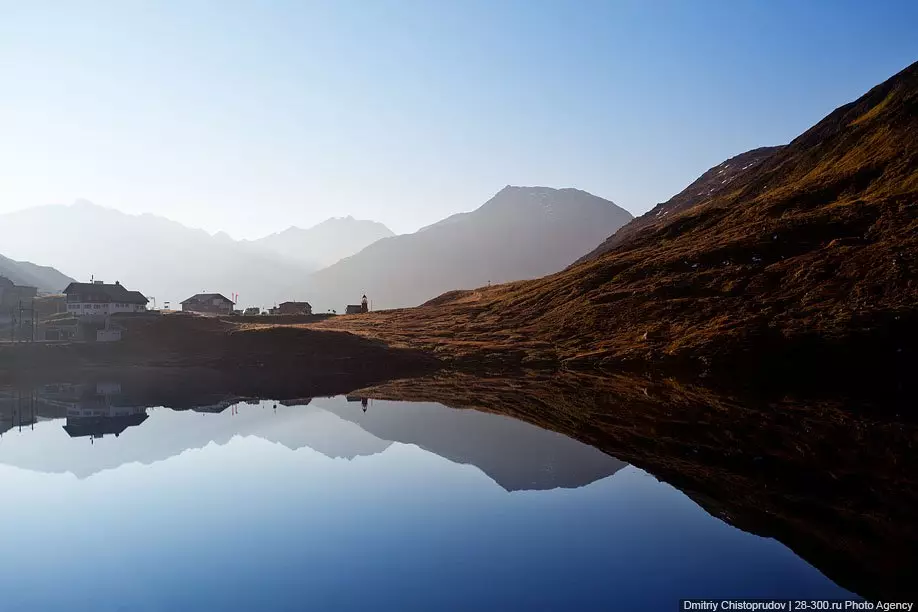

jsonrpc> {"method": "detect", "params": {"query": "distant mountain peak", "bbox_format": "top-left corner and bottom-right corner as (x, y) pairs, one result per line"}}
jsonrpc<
(490, 185), (612, 202)
(250, 216), (395, 270)
(309, 185), (633, 310)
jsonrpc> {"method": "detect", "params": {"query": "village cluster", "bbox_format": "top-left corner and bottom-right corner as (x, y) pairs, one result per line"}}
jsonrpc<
(0, 275), (369, 343)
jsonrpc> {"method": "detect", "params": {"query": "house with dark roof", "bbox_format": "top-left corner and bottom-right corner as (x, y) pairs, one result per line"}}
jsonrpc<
(63, 280), (148, 317)
(271, 301), (313, 315)
(181, 293), (235, 315)
(54, 383), (149, 440)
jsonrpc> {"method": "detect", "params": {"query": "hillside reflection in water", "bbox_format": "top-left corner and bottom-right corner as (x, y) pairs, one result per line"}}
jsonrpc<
(0, 373), (873, 610)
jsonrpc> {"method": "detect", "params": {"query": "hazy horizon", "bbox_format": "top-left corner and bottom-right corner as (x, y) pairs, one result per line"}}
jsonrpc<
(0, 187), (608, 241)
(2, 1), (916, 239)
(0, 197), (400, 241)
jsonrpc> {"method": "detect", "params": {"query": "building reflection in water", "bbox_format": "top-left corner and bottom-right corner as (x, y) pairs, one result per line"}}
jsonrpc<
(345, 395), (370, 412)
(2, 382), (149, 444)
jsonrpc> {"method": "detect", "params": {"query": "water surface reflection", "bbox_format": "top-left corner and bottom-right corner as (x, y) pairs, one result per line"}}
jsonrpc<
(0, 372), (886, 610)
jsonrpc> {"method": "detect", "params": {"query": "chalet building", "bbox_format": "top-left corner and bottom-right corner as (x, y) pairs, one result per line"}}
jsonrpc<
(63, 281), (148, 316)
(273, 301), (313, 315)
(345, 295), (369, 315)
(0, 276), (38, 310)
(181, 293), (235, 315)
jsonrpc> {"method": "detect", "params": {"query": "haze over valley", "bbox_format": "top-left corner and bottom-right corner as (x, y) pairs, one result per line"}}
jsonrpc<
(0, 186), (632, 310)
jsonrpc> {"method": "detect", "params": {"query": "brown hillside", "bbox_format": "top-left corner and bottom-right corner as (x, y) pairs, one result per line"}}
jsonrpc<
(578, 145), (784, 263)
(314, 60), (918, 385)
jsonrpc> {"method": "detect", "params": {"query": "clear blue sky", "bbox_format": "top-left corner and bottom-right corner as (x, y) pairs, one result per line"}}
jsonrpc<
(1, 0), (915, 238)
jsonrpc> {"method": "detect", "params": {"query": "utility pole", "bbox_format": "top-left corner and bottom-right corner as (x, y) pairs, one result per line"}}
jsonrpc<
(18, 300), (36, 342)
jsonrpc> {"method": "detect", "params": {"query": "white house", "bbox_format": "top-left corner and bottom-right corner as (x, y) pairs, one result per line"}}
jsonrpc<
(63, 281), (149, 317)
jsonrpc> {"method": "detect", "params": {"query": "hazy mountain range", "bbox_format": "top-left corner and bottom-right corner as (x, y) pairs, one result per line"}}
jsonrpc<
(0, 186), (632, 311)
(0, 202), (389, 308)
(309, 186), (633, 309)
(245, 216), (394, 268)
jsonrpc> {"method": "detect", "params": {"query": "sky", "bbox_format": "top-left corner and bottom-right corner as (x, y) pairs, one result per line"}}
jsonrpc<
(1, 0), (916, 239)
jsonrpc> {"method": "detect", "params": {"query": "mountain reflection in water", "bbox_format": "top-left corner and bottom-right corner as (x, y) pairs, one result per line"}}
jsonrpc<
(0, 382), (624, 491)
(0, 369), (903, 609)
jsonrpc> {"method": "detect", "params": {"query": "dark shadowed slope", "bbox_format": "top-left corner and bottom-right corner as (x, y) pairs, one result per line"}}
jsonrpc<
(248, 216), (394, 268)
(315, 61), (918, 384)
(308, 186), (633, 310)
(578, 146), (784, 263)
(0, 253), (74, 292)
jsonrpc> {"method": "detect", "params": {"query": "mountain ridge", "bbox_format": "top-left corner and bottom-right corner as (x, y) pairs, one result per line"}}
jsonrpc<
(247, 215), (394, 269)
(0, 253), (75, 293)
(0, 202), (391, 308)
(0, 201), (312, 307)
(578, 146), (785, 263)
(308, 185), (633, 310)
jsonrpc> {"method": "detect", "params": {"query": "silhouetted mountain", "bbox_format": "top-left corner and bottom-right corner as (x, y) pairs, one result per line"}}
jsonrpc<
(249, 216), (394, 268)
(578, 146), (784, 263)
(0, 253), (74, 293)
(309, 186), (633, 310)
(322, 60), (918, 384)
(0, 201), (312, 308)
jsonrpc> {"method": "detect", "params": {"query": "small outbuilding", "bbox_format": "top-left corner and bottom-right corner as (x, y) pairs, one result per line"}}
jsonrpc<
(345, 295), (369, 315)
(274, 301), (313, 316)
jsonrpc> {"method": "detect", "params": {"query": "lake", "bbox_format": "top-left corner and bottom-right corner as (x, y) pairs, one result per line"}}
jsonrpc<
(0, 378), (861, 611)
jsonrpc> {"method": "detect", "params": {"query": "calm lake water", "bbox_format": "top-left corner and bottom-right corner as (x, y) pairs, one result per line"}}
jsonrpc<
(0, 382), (854, 611)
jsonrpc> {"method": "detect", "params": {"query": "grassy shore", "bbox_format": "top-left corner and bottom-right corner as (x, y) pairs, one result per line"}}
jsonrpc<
(0, 314), (439, 385)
